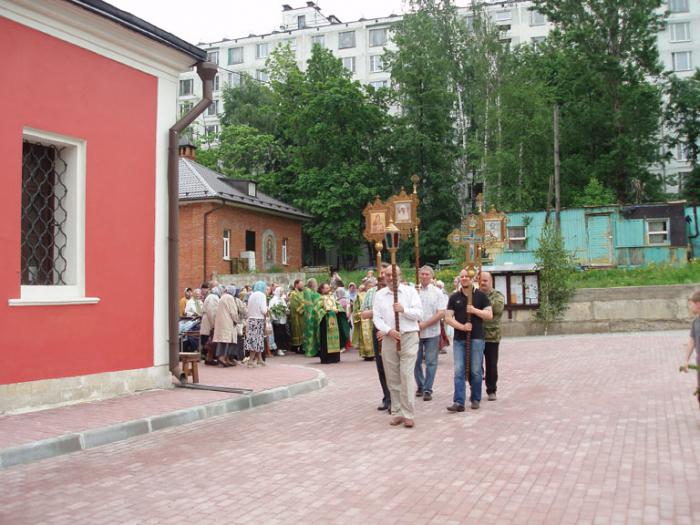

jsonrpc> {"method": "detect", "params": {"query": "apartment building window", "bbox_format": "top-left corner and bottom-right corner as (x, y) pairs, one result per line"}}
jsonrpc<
(228, 47), (244, 64)
(531, 36), (546, 46)
(342, 56), (356, 73)
(205, 124), (219, 136)
(298, 15), (306, 29)
(670, 22), (691, 42)
(223, 230), (231, 260)
(256, 42), (269, 59)
(530, 10), (546, 26)
(179, 79), (193, 96)
(179, 101), (193, 117)
(370, 55), (384, 73)
(673, 51), (692, 71)
(256, 69), (269, 82)
(495, 10), (512, 22)
(207, 50), (219, 64)
(669, 0), (689, 13)
(369, 80), (389, 89)
(508, 226), (527, 251)
(282, 239), (288, 265)
(281, 38), (297, 52)
(369, 28), (388, 47)
(14, 129), (88, 304)
(228, 72), (242, 87)
(338, 31), (356, 49)
(466, 15), (474, 32)
(214, 74), (220, 91)
(207, 100), (219, 116)
(646, 218), (669, 245)
(676, 143), (690, 161)
(312, 34), (326, 48)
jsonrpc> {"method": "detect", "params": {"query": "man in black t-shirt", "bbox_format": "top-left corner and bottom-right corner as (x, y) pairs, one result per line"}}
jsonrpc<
(444, 269), (492, 411)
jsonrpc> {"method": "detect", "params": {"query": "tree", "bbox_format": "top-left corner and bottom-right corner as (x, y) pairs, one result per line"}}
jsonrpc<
(665, 70), (700, 199)
(532, 0), (666, 203)
(571, 177), (616, 207)
(534, 222), (575, 334)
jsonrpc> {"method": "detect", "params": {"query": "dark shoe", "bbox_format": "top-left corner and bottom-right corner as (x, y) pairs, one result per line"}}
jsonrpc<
(488, 392), (497, 401)
(446, 404), (465, 413)
(415, 388), (423, 397)
(377, 403), (390, 411)
(471, 400), (480, 410)
(423, 392), (432, 401)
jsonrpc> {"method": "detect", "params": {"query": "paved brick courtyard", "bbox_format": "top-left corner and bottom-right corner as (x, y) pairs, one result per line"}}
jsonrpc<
(0, 331), (698, 524)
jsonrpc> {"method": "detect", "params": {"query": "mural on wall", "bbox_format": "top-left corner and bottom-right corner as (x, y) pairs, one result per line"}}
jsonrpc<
(262, 229), (276, 270)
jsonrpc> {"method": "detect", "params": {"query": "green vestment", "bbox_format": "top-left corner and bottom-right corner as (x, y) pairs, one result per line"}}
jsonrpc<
(303, 288), (322, 357)
(289, 289), (305, 347)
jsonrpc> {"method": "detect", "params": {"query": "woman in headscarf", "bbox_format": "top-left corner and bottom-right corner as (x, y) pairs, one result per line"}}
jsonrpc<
(269, 286), (289, 356)
(231, 287), (247, 363)
(244, 281), (268, 368)
(201, 285), (222, 365)
(212, 285), (240, 367)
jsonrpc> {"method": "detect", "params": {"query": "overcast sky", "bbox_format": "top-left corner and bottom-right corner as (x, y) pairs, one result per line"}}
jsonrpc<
(108, 0), (413, 45)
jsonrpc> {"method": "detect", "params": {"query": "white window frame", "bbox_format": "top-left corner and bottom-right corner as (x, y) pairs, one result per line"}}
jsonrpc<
(531, 36), (546, 46)
(207, 99), (219, 116)
(669, 0), (689, 14)
(10, 128), (98, 306)
(338, 31), (356, 49)
(312, 34), (326, 48)
(672, 51), (692, 71)
(207, 50), (219, 64)
(342, 56), (356, 73)
(298, 15), (306, 29)
(256, 69), (269, 83)
(495, 10), (512, 22)
(282, 238), (288, 265)
(223, 230), (231, 261)
(179, 78), (193, 96)
(507, 226), (527, 251)
(676, 143), (690, 161)
(646, 218), (670, 245)
(205, 124), (219, 136)
(228, 47), (243, 65)
(248, 182), (257, 197)
(369, 80), (388, 89)
(228, 72), (242, 87)
(370, 55), (384, 73)
(530, 10), (546, 26)
(213, 74), (220, 92)
(369, 28), (388, 47)
(256, 42), (269, 59)
(670, 22), (691, 42)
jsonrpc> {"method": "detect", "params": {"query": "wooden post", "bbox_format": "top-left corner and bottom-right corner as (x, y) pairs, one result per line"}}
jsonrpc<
(390, 248), (401, 353)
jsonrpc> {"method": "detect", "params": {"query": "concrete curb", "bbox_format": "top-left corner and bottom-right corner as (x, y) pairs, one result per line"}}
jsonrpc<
(0, 370), (327, 470)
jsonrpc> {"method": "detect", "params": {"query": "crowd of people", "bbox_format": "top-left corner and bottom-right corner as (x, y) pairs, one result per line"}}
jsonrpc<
(178, 265), (506, 429)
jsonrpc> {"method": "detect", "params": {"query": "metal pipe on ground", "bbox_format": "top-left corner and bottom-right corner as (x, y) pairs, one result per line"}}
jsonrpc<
(168, 61), (218, 380)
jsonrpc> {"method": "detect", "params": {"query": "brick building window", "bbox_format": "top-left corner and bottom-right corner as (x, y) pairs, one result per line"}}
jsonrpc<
(282, 238), (288, 265)
(245, 230), (256, 251)
(223, 229), (231, 260)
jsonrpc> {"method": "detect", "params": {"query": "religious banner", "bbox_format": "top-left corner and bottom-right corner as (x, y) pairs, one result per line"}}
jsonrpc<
(362, 196), (392, 243)
(388, 187), (419, 240)
(448, 213), (483, 274)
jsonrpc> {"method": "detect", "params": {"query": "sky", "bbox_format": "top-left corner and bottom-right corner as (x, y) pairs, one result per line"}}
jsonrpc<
(108, 0), (412, 45)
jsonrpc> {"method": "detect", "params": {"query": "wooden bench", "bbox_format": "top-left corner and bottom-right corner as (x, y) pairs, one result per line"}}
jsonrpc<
(179, 352), (200, 383)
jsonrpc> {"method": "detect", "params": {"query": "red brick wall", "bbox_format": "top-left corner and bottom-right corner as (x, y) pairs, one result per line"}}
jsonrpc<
(179, 202), (304, 290)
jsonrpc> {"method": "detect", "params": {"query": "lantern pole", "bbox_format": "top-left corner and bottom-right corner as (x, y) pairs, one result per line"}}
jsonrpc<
(411, 174), (420, 287)
(385, 221), (401, 353)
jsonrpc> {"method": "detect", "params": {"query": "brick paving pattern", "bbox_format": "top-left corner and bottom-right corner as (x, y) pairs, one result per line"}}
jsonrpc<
(0, 331), (698, 524)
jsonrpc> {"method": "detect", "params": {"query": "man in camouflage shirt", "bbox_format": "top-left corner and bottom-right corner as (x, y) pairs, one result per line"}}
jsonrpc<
(480, 272), (505, 401)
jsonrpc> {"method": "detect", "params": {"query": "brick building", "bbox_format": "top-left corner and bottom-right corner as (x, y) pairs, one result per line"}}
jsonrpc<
(178, 143), (311, 290)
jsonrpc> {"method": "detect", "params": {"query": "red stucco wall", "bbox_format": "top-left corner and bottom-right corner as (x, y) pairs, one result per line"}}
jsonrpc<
(0, 18), (158, 384)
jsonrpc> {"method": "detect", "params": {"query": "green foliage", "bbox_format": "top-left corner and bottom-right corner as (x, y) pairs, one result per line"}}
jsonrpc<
(534, 222), (576, 333)
(571, 177), (617, 207)
(571, 261), (700, 288)
(665, 70), (700, 171)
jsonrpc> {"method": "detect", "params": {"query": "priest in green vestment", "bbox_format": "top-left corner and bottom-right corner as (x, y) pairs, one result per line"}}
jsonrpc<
(303, 278), (322, 357)
(318, 282), (341, 364)
(288, 279), (305, 353)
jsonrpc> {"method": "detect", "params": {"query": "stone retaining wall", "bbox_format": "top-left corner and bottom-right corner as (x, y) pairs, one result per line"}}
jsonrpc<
(502, 284), (699, 336)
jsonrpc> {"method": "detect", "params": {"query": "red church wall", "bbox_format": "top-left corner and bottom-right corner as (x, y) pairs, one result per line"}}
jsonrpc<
(0, 19), (158, 384)
(179, 202), (304, 291)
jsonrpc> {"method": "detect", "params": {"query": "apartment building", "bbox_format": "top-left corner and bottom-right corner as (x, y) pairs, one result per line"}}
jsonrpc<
(179, 0), (699, 192)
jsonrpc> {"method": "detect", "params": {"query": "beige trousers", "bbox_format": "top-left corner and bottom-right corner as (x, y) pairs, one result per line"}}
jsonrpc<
(381, 331), (419, 419)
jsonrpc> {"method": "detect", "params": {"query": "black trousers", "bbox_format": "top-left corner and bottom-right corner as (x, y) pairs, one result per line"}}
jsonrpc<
(484, 341), (500, 394)
(272, 322), (289, 351)
(373, 327), (390, 406)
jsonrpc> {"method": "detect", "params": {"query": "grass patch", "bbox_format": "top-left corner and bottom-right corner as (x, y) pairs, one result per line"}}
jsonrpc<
(571, 261), (700, 289)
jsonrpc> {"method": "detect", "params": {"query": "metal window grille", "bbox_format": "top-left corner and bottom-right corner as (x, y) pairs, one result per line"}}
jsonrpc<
(21, 140), (68, 285)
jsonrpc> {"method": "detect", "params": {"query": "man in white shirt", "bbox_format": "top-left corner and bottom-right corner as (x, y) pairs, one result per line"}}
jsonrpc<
(373, 265), (423, 428)
(415, 266), (447, 402)
(184, 288), (203, 318)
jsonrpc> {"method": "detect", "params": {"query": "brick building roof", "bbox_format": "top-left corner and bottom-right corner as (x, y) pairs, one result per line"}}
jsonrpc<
(178, 158), (312, 220)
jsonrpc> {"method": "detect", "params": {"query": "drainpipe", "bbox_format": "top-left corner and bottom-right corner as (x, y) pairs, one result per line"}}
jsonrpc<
(168, 61), (217, 380)
(203, 199), (227, 283)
